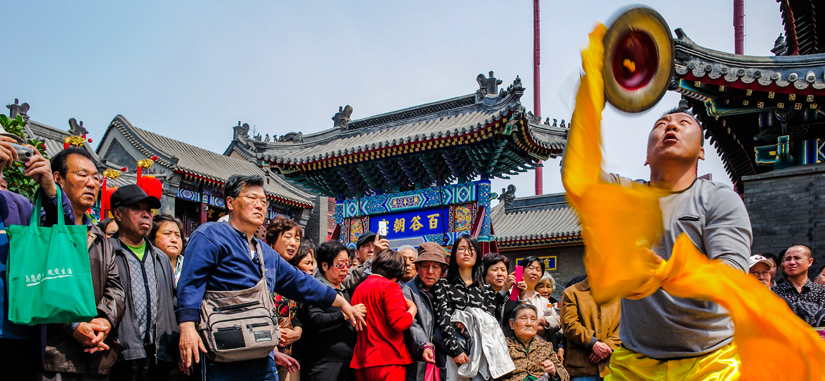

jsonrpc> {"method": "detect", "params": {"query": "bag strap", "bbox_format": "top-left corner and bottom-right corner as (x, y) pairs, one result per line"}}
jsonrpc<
(254, 241), (267, 281)
(29, 186), (64, 227)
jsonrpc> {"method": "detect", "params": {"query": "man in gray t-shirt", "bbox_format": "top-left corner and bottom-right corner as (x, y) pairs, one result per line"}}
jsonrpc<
(574, 106), (752, 378)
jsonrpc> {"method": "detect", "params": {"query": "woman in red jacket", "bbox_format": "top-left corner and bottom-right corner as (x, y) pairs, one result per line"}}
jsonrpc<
(350, 249), (418, 381)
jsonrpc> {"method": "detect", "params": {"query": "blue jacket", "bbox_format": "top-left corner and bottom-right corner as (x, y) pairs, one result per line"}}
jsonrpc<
(176, 221), (337, 323)
(0, 189), (73, 339)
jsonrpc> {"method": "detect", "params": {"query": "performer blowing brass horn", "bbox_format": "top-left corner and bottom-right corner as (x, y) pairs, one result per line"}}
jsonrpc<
(603, 6), (674, 113)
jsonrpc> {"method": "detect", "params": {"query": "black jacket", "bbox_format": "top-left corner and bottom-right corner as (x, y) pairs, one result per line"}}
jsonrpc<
(297, 273), (356, 380)
(111, 235), (179, 363)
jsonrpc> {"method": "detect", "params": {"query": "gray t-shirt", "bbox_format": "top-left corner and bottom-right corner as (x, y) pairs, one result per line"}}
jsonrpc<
(604, 175), (752, 359)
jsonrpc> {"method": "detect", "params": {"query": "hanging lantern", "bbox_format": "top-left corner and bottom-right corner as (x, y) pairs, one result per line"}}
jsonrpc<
(100, 186), (118, 216)
(140, 176), (163, 200)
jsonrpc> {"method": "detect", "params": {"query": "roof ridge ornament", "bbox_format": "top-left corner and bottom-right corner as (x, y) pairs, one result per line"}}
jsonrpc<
(333, 105), (353, 130)
(477, 71), (502, 96)
(6, 98), (30, 120)
(772, 33), (789, 56)
(68, 118), (89, 136)
(233, 121), (250, 141)
(498, 184), (516, 209)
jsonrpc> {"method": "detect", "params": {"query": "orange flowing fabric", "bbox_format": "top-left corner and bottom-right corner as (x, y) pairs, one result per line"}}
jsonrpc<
(562, 24), (825, 380)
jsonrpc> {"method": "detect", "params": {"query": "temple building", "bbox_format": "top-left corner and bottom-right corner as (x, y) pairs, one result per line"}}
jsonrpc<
(228, 72), (568, 253)
(96, 115), (314, 236)
(490, 188), (582, 300)
(671, 3), (825, 265)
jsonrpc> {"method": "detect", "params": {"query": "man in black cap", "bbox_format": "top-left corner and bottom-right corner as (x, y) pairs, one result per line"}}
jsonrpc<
(342, 231), (389, 292)
(107, 185), (179, 380)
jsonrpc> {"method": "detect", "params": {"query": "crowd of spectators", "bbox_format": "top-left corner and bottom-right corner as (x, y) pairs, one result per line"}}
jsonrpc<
(1, 140), (824, 381)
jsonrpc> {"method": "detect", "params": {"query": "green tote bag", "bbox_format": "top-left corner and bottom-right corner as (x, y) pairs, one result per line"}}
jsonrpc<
(6, 187), (96, 325)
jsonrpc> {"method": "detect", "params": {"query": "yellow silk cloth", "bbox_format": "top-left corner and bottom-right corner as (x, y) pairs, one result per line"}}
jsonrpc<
(562, 24), (825, 380)
(605, 343), (740, 381)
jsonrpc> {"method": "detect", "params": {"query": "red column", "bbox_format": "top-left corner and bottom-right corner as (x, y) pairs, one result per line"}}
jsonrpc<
(199, 201), (207, 225)
(734, 0), (744, 54)
(533, 0), (543, 195)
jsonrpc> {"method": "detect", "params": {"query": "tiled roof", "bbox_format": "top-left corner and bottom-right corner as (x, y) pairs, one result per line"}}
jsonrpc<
(673, 29), (825, 92)
(491, 192), (582, 249)
(258, 79), (566, 167)
(102, 115), (314, 208)
(260, 95), (524, 165)
(25, 120), (98, 160)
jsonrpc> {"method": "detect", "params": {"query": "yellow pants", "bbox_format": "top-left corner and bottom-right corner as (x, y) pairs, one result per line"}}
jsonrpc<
(604, 343), (741, 381)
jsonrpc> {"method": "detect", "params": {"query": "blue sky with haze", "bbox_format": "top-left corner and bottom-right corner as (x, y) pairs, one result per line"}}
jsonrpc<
(3, 1), (783, 201)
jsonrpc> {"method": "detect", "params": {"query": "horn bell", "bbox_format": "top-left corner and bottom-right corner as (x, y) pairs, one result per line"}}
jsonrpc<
(603, 7), (674, 113)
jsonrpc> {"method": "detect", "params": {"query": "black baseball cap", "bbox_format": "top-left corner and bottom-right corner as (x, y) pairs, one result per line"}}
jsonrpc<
(111, 184), (161, 209)
(356, 231), (376, 249)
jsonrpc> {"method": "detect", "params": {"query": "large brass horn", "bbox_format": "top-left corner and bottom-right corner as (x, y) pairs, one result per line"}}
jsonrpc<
(603, 7), (674, 113)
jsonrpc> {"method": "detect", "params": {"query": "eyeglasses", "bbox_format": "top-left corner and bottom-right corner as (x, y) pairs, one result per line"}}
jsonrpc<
(240, 195), (269, 207)
(749, 271), (771, 277)
(68, 171), (103, 184)
(332, 262), (351, 270)
(455, 247), (476, 254)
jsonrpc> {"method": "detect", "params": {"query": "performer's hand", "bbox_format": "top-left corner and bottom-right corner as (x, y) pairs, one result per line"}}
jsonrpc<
(453, 352), (469, 365)
(541, 359), (557, 377)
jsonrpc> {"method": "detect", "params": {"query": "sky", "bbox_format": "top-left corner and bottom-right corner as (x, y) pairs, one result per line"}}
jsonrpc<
(3, 1), (784, 203)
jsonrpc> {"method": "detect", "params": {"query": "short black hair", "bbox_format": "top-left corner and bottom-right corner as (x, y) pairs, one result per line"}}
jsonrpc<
(761, 253), (777, 265)
(509, 303), (538, 321)
(316, 240), (348, 273)
(482, 253), (509, 278)
(224, 174), (264, 203)
(520, 255), (545, 275)
(371, 249), (406, 280)
(50, 147), (98, 177)
(659, 106), (704, 147)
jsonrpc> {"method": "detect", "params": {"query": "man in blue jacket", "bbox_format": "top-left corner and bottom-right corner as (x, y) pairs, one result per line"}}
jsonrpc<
(177, 174), (366, 380)
(0, 133), (72, 380)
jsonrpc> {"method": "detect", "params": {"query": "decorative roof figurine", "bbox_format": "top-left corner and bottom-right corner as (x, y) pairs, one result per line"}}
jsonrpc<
(6, 99), (30, 120)
(332, 105), (353, 130)
(278, 132), (303, 143)
(477, 71), (502, 95)
(68, 118), (89, 136)
(498, 184), (516, 208)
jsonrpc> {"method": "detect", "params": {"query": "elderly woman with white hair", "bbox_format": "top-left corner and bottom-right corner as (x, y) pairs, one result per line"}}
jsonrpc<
(535, 272), (557, 303)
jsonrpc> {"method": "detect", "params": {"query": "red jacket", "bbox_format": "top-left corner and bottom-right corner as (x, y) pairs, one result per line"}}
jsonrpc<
(350, 275), (414, 369)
